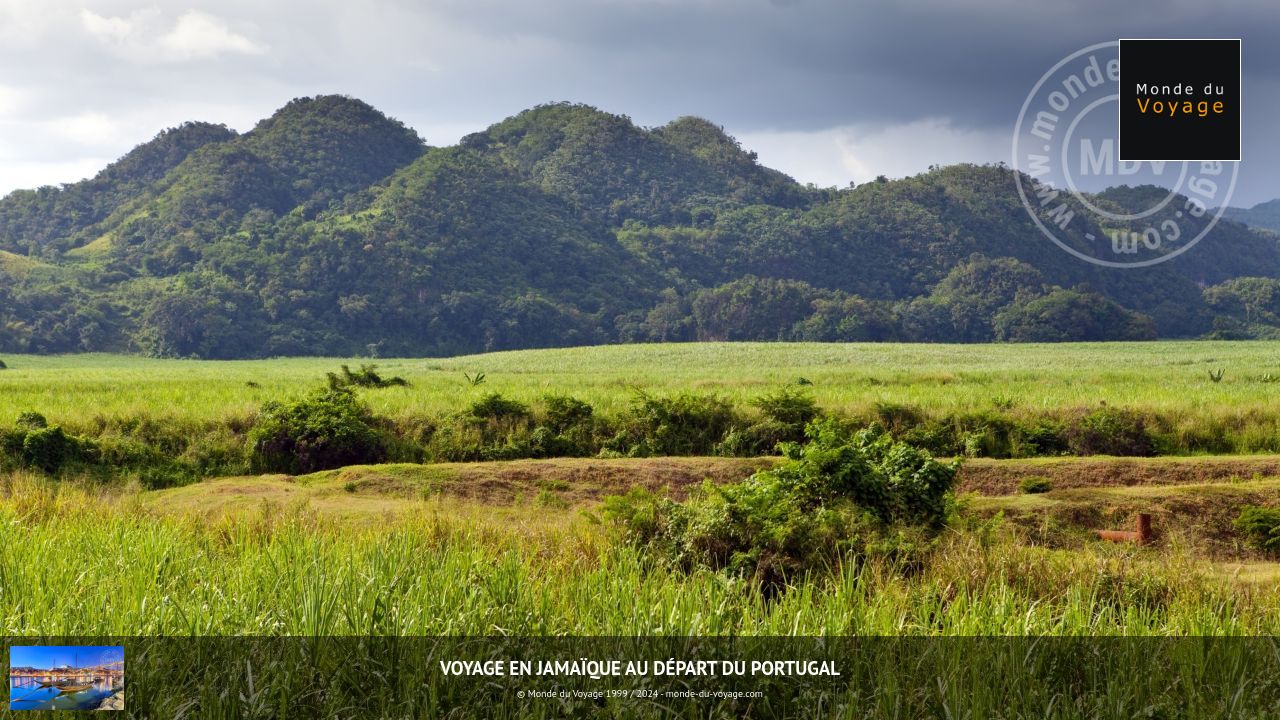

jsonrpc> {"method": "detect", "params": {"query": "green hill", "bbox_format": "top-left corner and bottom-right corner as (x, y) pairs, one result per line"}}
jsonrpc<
(1222, 199), (1280, 234)
(466, 104), (813, 225)
(0, 121), (236, 255)
(2, 96), (1279, 357)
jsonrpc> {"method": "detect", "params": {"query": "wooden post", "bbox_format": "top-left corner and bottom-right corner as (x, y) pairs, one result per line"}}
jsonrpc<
(1135, 513), (1152, 545)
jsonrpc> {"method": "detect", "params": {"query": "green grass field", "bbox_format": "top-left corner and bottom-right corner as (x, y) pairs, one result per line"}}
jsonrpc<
(2, 343), (1280, 646)
(3, 341), (1280, 426)
(2, 468), (1278, 637)
(9, 464), (1278, 716)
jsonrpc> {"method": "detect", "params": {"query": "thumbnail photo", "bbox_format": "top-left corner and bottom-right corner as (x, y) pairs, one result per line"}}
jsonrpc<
(8, 646), (124, 712)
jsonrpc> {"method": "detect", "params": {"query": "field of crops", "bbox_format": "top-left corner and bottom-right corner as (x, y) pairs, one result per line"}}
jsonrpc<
(2, 343), (1279, 643)
(3, 341), (1280, 426)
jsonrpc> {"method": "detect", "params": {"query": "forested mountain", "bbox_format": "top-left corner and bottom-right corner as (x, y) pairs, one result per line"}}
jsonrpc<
(1223, 199), (1280, 234)
(2, 96), (1279, 357)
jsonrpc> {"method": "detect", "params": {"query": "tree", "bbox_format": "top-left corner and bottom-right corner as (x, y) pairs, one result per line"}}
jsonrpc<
(994, 288), (1157, 342)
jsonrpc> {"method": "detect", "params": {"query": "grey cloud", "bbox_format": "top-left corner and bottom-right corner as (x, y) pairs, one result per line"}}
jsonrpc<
(0, 0), (1275, 204)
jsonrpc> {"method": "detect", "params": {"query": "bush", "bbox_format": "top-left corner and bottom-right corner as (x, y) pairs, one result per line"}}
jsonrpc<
(604, 420), (959, 592)
(1064, 406), (1155, 456)
(872, 402), (925, 434)
(1234, 506), (1280, 555)
(249, 389), (390, 474)
(718, 387), (822, 455)
(22, 426), (71, 473)
(1017, 418), (1068, 456)
(21, 425), (95, 474)
(752, 387), (819, 428)
(133, 464), (201, 490)
(427, 395), (599, 462)
(542, 395), (593, 434)
(716, 419), (796, 457)
(952, 411), (1018, 458)
(1019, 476), (1053, 494)
(607, 392), (740, 457)
(16, 411), (47, 430)
(541, 396), (601, 457)
(326, 364), (408, 390)
(0, 359), (7, 369)
(468, 393), (531, 422)
(91, 436), (203, 489)
(0, 428), (23, 464)
(1, 412), (96, 474)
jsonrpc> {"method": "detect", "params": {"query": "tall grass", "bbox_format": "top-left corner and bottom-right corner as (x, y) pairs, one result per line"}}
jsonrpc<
(2, 474), (1276, 638)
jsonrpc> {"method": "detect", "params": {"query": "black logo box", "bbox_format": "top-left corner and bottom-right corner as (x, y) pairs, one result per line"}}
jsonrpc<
(1119, 39), (1241, 162)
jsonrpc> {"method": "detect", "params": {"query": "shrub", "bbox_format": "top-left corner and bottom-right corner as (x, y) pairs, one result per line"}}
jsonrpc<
(1234, 506), (1280, 555)
(900, 421), (960, 456)
(608, 392), (739, 457)
(0, 359), (7, 369)
(752, 387), (819, 428)
(1019, 476), (1053, 494)
(952, 411), (1018, 458)
(604, 420), (959, 592)
(16, 411), (47, 430)
(524, 426), (577, 459)
(326, 364), (408, 390)
(21, 426), (94, 474)
(421, 394), (538, 462)
(249, 389), (390, 474)
(0, 428), (23, 464)
(468, 393), (531, 422)
(2, 412), (96, 474)
(532, 395), (600, 457)
(455, 394), (600, 460)
(1064, 406), (1155, 456)
(542, 395), (593, 434)
(1017, 418), (1067, 456)
(718, 387), (822, 455)
(716, 419), (796, 457)
(872, 402), (925, 434)
(423, 423), (489, 462)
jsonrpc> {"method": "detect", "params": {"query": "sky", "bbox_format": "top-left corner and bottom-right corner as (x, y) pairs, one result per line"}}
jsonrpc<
(9, 645), (124, 670)
(1, 0), (1277, 206)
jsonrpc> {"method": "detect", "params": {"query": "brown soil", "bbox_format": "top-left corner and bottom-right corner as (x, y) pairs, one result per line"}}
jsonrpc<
(957, 456), (1280, 495)
(325, 456), (780, 505)
(323, 454), (1280, 505)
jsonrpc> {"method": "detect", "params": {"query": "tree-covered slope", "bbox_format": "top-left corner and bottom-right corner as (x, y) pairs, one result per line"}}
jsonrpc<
(86, 95), (425, 273)
(181, 147), (664, 356)
(465, 103), (815, 225)
(0, 122), (237, 255)
(2, 96), (1279, 357)
(1222, 199), (1280, 234)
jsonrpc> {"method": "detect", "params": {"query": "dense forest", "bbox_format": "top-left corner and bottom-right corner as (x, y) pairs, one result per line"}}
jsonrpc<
(2, 95), (1280, 358)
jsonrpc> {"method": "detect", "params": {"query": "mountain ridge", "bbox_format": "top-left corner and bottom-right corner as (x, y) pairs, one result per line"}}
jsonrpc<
(1, 95), (1278, 357)
(1222, 198), (1280, 234)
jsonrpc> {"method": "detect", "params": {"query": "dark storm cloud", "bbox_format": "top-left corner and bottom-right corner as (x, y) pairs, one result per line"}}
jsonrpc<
(407, 0), (1280, 130)
(0, 0), (1276, 203)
